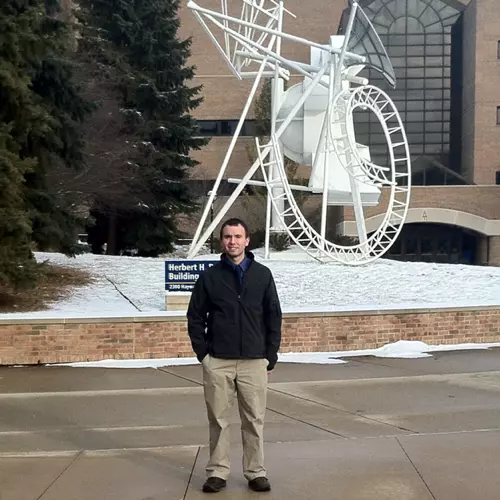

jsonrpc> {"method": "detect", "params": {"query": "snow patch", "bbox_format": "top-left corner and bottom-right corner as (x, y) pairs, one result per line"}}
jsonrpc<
(2, 249), (500, 317)
(280, 340), (500, 362)
(51, 356), (201, 369)
(49, 341), (500, 368)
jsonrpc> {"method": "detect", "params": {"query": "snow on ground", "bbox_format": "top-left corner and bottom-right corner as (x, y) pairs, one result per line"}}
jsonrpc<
(4, 248), (500, 365)
(51, 340), (500, 368)
(7, 248), (499, 318)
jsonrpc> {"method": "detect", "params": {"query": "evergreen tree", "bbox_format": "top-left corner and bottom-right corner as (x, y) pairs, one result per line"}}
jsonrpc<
(0, 126), (37, 289)
(0, 0), (47, 288)
(78, 0), (207, 256)
(24, 0), (94, 253)
(0, 0), (93, 265)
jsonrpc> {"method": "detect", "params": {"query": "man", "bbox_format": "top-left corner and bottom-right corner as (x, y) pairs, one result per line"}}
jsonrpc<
(187, 217), (282, 494)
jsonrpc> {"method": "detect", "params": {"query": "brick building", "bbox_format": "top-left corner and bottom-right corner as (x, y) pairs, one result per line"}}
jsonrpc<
(178, 0), (500, 265)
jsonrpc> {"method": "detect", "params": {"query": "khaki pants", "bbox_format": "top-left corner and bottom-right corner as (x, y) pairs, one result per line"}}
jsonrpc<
(202, 354), (268, 481)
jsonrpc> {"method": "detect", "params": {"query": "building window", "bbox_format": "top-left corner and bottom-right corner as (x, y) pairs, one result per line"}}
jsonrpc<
(197, 120), (218, 135)
(496, 171), (500, 185)
(497, 41), (500, 59)
(497, 107), (500, 125)
(345, 0), (465, 186)
(196, 120), (257, 137)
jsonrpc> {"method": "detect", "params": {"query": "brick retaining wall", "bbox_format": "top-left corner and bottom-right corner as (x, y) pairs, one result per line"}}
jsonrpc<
(1, 306), (499, 365)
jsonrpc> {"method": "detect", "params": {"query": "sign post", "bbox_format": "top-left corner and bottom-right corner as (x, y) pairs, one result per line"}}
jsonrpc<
(164, 260), (216, 310)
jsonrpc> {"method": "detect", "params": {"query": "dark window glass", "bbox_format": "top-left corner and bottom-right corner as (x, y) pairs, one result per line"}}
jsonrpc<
(388, 237), (402, 254)
(406, 46), (423, 57)
(356, 112), (370, 123)
(498, 41), (500, 59)
(388, 34), (406, 45)
(407, 56), (425, 67)
(412, 171), (425, 185)
(440, 5), (459, 19)
(369, 146), (390, 155)
(407, 111), (424, 121)
(395, 67), (406, 79)
(407, 89), (425, 99)
(425, 122), (444, 132)
(425, 67), (443, 78)
(407, 34), (425, 44)
(426, 89), (444, 99)
(426, 166), (446, 185)
(426, 56), (444, 67)
(220, 121), (236, 135)
(354, 122), (370, 134)
(425, 133), (443, 144)
(391, 45), (406, 56)
(426, 34), (443, 45)
(425, 79), (443, 89)
(421, 238), (432, 255)
(197, 121), (218, 135)
(497, 107), (500, 125)
(407, 67), (423, 78)
(406, 122), (425, 133)
(419, 9), (435, 26)
(408, 133), (424, 143)
(196, 120), (257, 136)
(405, 238), (418, 255)
(426, 46), (443, 56)
(391, 57), (407, 67)
(345, 0), (465, 185)
(425, 100), (441, 111)
(426, 144), (442, 154)
(407, 100), (425, 111)
(407, 79), (424, 89)
(437, 238), (449, 255)
(395, 100), (406, 111)
(425, 111), (442, 121)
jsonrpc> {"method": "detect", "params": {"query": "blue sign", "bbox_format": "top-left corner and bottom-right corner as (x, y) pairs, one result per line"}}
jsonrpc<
(165, 260), (215, 292)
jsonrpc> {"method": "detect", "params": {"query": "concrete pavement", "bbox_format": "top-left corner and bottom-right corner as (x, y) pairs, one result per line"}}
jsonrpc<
(1, 348), (500, 499)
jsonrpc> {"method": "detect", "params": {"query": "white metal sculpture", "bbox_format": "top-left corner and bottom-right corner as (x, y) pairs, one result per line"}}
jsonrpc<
(187, 0), (411, 265)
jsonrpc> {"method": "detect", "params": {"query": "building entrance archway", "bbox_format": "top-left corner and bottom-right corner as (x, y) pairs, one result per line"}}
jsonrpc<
(385, 223), (478, 264)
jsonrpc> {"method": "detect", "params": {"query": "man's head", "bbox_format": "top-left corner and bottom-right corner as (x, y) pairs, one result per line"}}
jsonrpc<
(220, 218), (250, 263)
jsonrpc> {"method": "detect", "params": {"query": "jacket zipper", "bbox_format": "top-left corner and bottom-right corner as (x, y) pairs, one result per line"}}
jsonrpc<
(239, 272), (244, 357)
(230, 266), (243, 358)
(238, 293), (243, 357)
(229, 263), (245, 358)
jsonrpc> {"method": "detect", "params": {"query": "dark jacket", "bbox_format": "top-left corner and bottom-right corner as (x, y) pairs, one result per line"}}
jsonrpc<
(186, 252), (282, 370)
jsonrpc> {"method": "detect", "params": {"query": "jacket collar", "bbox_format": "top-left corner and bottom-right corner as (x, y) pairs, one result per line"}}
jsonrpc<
(220, 251), (255, 269)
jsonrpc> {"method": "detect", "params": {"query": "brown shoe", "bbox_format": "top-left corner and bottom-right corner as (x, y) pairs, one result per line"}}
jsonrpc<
(203, 477), (227, 493)
(248, 477), (271, 492)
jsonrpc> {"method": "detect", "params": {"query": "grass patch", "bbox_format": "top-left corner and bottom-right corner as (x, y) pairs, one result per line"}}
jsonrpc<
(0, 264), (94, 313)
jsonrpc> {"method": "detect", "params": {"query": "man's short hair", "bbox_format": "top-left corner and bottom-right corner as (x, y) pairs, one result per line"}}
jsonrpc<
(220, 218), (250, 239)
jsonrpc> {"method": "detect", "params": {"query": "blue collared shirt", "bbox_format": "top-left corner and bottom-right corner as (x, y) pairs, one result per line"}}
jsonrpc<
(224, 255), (251, 284)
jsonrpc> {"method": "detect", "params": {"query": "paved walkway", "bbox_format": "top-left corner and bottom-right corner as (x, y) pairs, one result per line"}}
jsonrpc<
(1, 348), (500, 499)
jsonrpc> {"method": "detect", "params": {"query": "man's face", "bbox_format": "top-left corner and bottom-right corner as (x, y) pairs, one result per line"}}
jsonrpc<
(221, 224), (249, 260)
